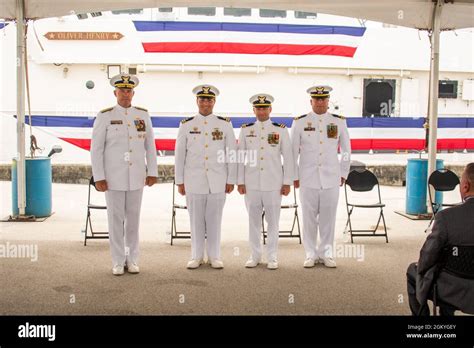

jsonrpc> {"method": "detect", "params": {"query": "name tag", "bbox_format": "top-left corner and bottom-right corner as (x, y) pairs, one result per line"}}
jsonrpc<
(110, 120), (123, 125)
(304, 122), (315, 131)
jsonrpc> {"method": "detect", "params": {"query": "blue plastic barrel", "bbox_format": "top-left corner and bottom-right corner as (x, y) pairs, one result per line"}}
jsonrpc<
(12, 157), (52, 217)
(405, 158), (444, 215)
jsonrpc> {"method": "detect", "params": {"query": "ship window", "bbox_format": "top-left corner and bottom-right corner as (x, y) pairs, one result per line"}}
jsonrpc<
(363, 79), (396, 117)
(111, 9), (144, 15)
(76, 13), (88, 20)
(90, 12), (102, 17)
(188, 7), (216, 16)
(158, 8), (173, 13)
(107, 65), (121, 79)
(128, 67), (137, 75)
(259, 9), (287, 18)
(439, 80), (458, 99)
(224, 8), (251, 17)
(295, 11), (317, 19)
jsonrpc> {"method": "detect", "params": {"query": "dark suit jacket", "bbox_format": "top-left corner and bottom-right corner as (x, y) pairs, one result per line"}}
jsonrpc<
(416, 197), (474, 313)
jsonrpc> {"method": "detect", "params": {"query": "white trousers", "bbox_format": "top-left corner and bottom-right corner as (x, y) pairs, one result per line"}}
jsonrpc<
(186, 192), (226, 261)
(245, 190), (282, 261)
(105, 188), (144, 267)
(300, 186), (339, 260)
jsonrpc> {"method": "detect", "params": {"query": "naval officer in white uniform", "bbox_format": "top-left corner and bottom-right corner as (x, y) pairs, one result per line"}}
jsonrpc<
(291, 86), (351, 268)
(237, 94), (294, 270)
(174, 85), (237, 269)
(91, 74), (158, 275)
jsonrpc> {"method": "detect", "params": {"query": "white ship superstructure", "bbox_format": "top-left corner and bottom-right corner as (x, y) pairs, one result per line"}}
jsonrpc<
(0, 7), (472, 163)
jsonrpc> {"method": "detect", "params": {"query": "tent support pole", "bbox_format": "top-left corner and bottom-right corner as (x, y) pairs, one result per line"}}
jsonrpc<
(16, 0), (26, 216)
(427, 0), (442, 213)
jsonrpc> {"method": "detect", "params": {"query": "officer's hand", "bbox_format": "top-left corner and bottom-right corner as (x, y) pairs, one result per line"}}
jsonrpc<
(281, 185), (290, 196)
(95, 180), (108, 192)
(177, 184), (186, 196)
(146, 176), (158, 187)
(237, 185), (246, 195)
(225, 184), (234, 194)
(294, 180), (300, 189)
(340, 177), (346, 187)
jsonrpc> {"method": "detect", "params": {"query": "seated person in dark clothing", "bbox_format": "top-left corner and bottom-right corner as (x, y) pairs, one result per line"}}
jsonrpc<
(406, 162), (474, 315)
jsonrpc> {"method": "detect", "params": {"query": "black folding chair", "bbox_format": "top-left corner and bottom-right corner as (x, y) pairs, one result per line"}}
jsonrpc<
(170, 180), (190, 245)
(83, 176), (108, 246)
(432, 245), (474, 315)
(262, 189), (302, 244)
(426, 169), (461, 232)
(344, 169), (388, 243)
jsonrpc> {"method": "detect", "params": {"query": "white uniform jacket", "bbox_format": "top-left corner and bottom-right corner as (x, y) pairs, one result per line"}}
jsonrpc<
(237, 119), (294, 191)
(91, 104), (158, 191)
(291, 111), (351, 189)
(174, 113), (237, 194)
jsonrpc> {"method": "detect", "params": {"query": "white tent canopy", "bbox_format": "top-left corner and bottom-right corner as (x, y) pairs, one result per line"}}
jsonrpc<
(1, 0), (473, 29)
(2, 0), (473, 216)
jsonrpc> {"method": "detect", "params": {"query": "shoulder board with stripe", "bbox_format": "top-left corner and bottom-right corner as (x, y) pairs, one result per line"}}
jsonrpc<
(332, 113), (346, 120)
(241, 122), (255, 128)
(293, 114), (307, 121)
(100, 107), (114, 113)
(180, 117), (194, 124)
(134, 106), (148, 112)
(272, 122), (286, 128)
(217, 116), (231, 122)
